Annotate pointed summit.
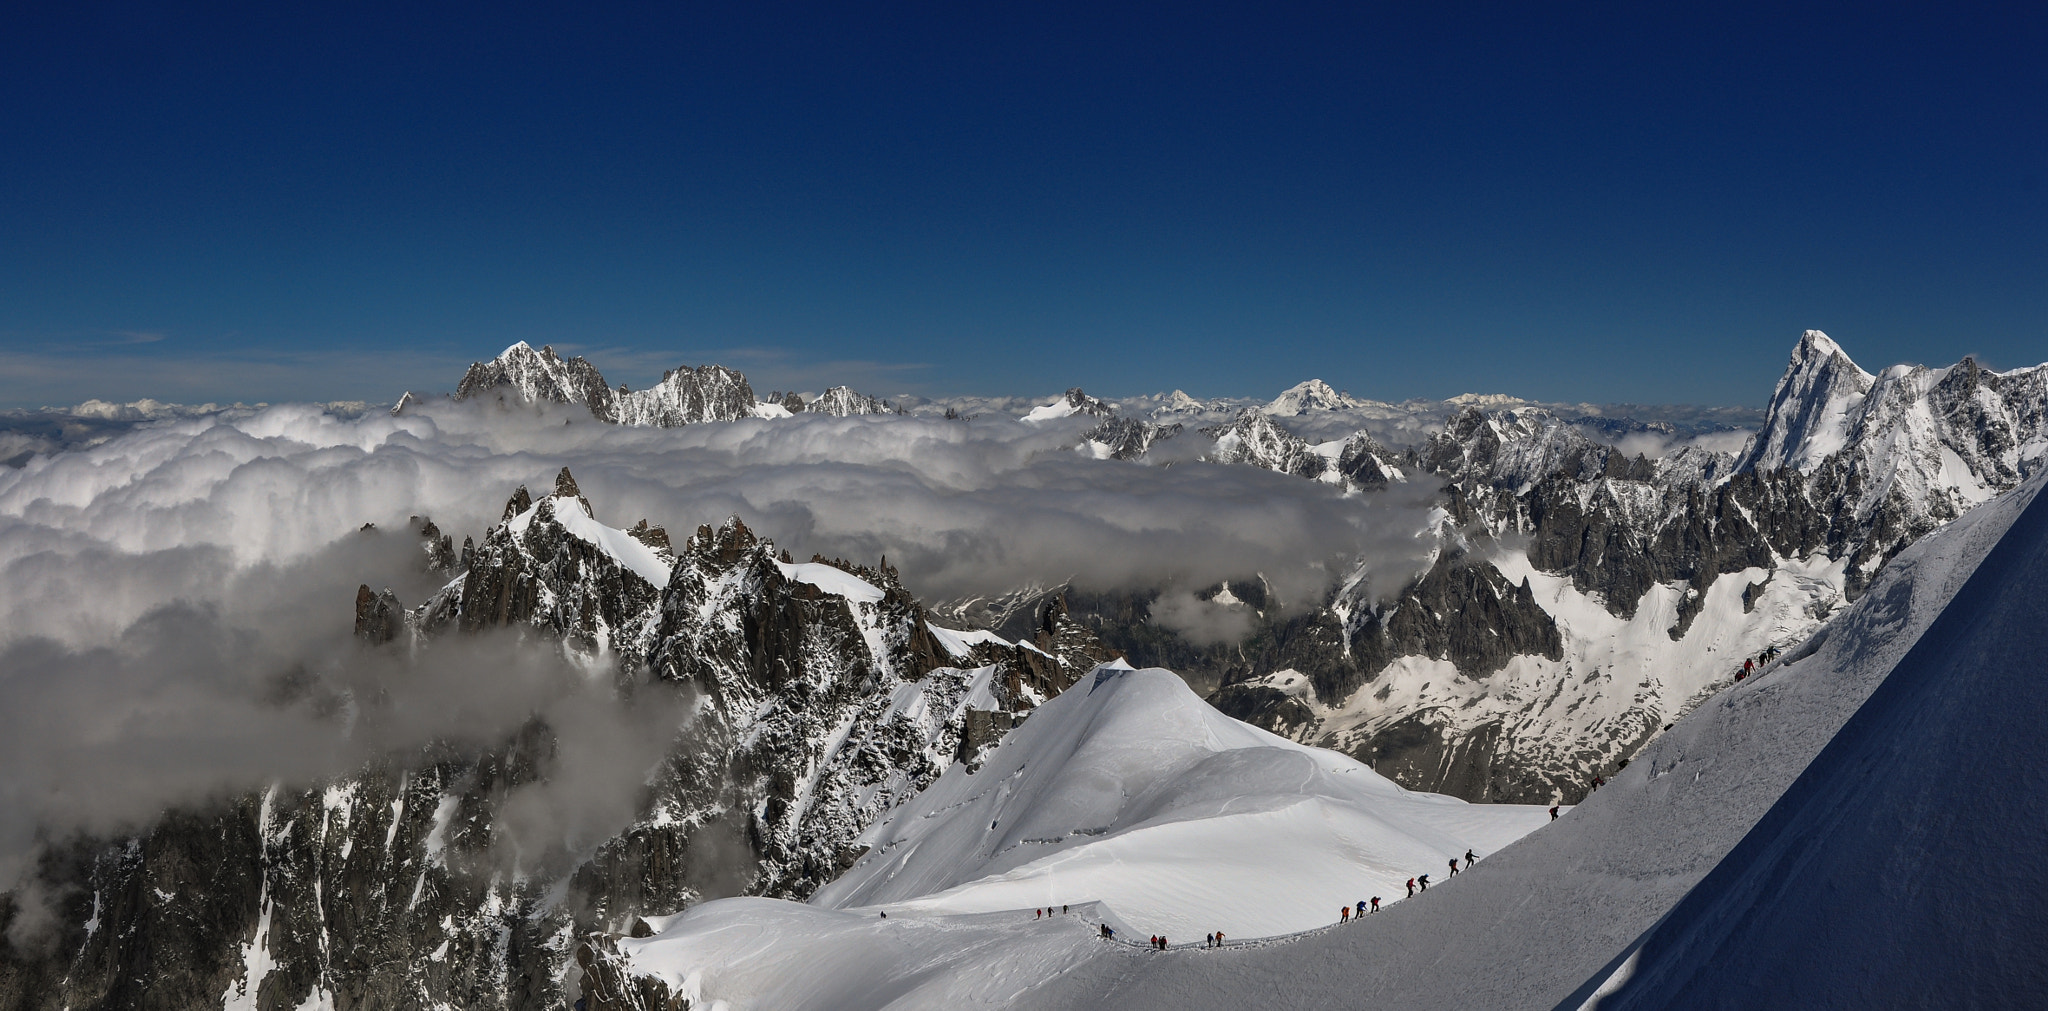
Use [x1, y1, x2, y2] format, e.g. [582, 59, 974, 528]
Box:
[1740, 329, 1876, 473]
[1264, 379, 1364, 416]
[1021, 388, 1113, 423]
[455, 343, 616, 420]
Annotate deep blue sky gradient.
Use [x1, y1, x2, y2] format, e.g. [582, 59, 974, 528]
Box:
[2, 2, 2044, 407]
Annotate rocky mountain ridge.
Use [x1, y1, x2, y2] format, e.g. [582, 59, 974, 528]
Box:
[1084, 332, 2048, 805]
[441, 333, 2046, 807]
[0, 469, 1117, 1011]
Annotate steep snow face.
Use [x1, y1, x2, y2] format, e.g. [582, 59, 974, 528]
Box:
[1576, 476, 2048, 1010]
[1740, 330, 2048, 521]
[811, 665, 1549, 938]
[1011, 473, 2048, 1011]
[774, 560, 886, 604]
[506, 492, 675, 589]
[1741, 330, 1877, 473]
[455, 342, 616, 419]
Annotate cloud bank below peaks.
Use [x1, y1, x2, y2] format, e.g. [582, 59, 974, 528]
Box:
[0, 397, 1443, 615]
[0, 398, 1444, 892]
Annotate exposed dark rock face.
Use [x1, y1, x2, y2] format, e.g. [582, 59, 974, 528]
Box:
[1352, 555, 1564, 694]
[454, 344, 756, 427]
[1058, 388, 1115, 418]
[353, 584, 402, 644]
[456, 343, 617, 421]
[1083, 416, 1183, 460]
[0, 473, 1113, 1011]
[1200, 409, 1330, 481]
[1073, 335, 2048, 807]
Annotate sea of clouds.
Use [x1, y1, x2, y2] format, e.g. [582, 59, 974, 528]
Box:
[0, 398, 1444, 913]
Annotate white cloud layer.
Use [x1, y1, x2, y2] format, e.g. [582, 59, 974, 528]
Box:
[0, 398, 1442, 892]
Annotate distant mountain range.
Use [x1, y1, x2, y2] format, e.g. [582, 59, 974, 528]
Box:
[3, 331, 2043, 1011]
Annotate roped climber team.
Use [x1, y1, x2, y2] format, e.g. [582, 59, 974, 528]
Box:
[1098, 826, 1597, 943]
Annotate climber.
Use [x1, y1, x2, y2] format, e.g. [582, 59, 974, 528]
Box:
[1550, 805, 1560, 820]
[1465, 848, 1476, 864]
[1370, 897, 1380, 913]
[1406, 878, 1416, 897]
[1341, 906, 1350, 923]
[1419, 874, 1430, 891]
[1356, 900, 1366, 917]
[1449, 858, 1459, 876]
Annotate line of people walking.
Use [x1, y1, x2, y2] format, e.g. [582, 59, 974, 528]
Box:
[1734, 644, 1782, 682]
[1098, 845, 1497, 951]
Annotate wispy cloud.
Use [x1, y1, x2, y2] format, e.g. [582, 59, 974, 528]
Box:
[0, 397, 1442, 902]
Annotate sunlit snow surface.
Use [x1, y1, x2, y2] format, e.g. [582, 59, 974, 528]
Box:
[615, 664, 1550, 1008]
[614, 473, 2048, 1011]
[506, 493, 674, 588]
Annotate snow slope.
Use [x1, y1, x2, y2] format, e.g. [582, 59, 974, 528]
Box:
[813, 663, 1549, 937]
[1572, 473, 2048, 1009]
[610, 665, 1551, 1009]
[506, 493, 674, 588]
[1020, 471, 2046, 1011]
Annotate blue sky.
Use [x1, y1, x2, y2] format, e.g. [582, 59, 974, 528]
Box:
[1, 2, 2043, 408]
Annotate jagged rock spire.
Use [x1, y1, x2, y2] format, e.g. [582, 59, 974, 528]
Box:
[501, 484, 533, 520]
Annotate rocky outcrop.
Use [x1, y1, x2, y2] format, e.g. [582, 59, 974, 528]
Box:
[454, 344, 756, 427]
[1083, 416, 1183, 460]
[1201, 409, 1328, 480]
[0, 473, 1115, 1011]
[456, 343, 617, 420]
[611, 365, 757, 427]
[797, 386, 901, 417]
[1067, 334, 2048, 807]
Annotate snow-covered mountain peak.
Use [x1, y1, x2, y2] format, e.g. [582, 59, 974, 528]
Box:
[1740, 329, 1877, 473]
[497, 468, 676, 589]
[803, 386, 900, 417]
[456, 342, 616, 419]
[1022, 388, 1114, 423]
[806, 666, 1547, 938]
[1264, 379, 1365, 416]
[613, 363, 758, 427]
